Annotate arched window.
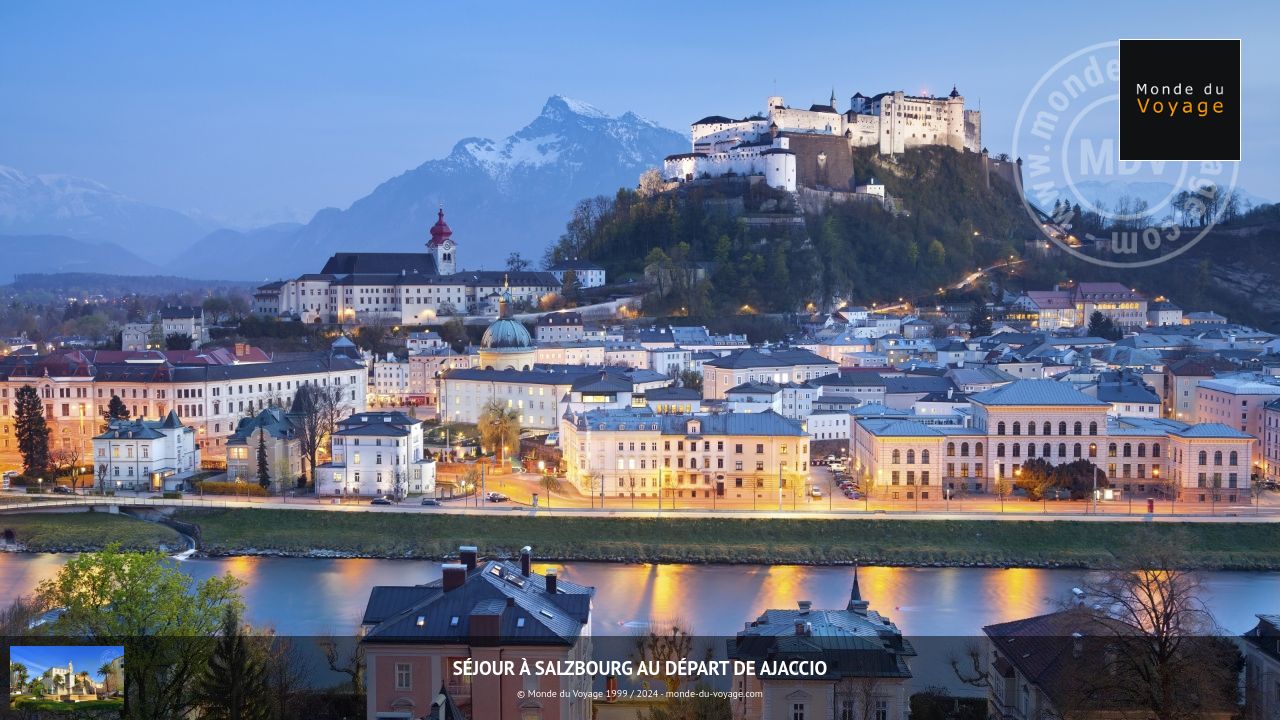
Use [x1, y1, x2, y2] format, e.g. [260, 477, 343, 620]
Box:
[1073, 421, 1083, 436]
[1109, 443, 1117, 458]
[1123, 443, 1132, 458]
[1028, 443, 1037, 457]
[1059, 443, 1068, 458]
[947, 442, 956, 457]
[961, 442, 970, 457]
[1058, 421, 1068, 436]
[1012, 422, 1021, 436]
[1213, 451, 1223, 466]
[997, 443, 1006, 458]
[922, 450, 930, 464]
[975, 442, 984, 456]
[892, 449, 901, 464]
[997, 422, 1006, 436]
[1230, 451, 1238, 466]
[1043, 442, 1051, 457]
[907, 450, 916, 464]
[1152, 444, 1161, 458]
[1198, 450, 1207, 465]
[1028, 422, 1036, 436]
[1073, 443, 1082, 458]
[1137, 444, 1146, 458]
[1088, 443, 1098, 458]
[1043, 421, 1052, 436]
[1012, 444, 1022, 458]
[1089, 422, 1098, 435]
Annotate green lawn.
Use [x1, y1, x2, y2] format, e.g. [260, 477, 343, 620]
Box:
[0, 512, 185, 552]
[11, 696, 124, 717]
[173, 508, 1280, 569]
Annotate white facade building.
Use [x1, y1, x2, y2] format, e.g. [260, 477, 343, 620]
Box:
[93, 411, 200, 491]
[315, 411, 435, 498]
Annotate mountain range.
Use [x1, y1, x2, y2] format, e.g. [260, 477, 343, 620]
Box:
[4, 99, 1273, 284]
[0, 96, 688, 282]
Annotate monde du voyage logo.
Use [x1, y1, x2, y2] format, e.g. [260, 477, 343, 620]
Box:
[1014, 39, 1241, 269]
[1120, 39, 1241, 162]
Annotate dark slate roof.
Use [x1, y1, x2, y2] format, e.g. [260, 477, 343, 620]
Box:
[362, 560, 593, 646]
[319, 252, 438, 276]
[1095, 382, 1159, 404]
[443, 366, 604, 385]
[1243, 615, 1280, 664]
[693, 115, 738, 125]
[704, 348, 835, 370]
[810, 371, 887, 388]
[159, 306, 202, 319]
[643, 386, 702, 401]
[970, 380, 1108, 407]
[883, 376, 957, 395]
[571, 372, 633, 394]
[335, 411, 420, 437]
[537, 312, 583, 326]
[227, 408, 298, 445]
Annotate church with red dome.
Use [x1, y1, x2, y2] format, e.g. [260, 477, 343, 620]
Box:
[253, 209, 559, 324]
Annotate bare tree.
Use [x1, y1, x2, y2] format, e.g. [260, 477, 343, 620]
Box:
[319, 635, 364, 701]
[293, 383, 348, 490]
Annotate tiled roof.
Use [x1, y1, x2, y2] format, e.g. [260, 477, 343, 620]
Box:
[970, 380, 1108, 407]
[569, 408, 806, 437]
[704, 348, 835, 370]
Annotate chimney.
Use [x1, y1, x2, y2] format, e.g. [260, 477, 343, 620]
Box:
[442, 563, 467, 592]
[797, 600, 812, 615]
[1071, 631, 1084, 659]
[520, 546, 532, 576]
[545, 568, 558, 594]
[459, 545, 478, 571]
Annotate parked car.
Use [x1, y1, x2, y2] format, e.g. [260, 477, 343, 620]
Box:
[485, 492, 509, 503]
[52, 485, 74, 494]
[370, 497, 394, 506]
[843, 489, 860, 500]
[420, 498, 441, 506]
[810, 487, 823, 498]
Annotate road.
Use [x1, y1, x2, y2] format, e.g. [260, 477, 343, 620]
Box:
[5, 474, 1277, 523]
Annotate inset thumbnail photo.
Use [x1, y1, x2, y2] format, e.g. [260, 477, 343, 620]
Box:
[7, 645, 123, 717]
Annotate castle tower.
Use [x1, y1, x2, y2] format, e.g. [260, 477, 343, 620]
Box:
[427, 208, 456, 275]
[945, 86, 966, 151]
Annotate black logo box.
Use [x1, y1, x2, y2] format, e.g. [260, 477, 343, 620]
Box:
[1119, 39, 1240, 162]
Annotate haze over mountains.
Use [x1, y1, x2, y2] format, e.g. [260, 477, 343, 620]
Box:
[2, 95, 1273, 284]
[0, 96, 687, 282]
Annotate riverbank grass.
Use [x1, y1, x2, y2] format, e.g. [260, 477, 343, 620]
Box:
[174, 508, 1280, 569]
[0, 512, 185, 552]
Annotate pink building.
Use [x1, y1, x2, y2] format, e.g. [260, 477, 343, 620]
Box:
[361, 546, 594, 720]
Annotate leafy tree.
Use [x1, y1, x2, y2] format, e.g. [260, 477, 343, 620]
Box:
[195, 606, 271, 720]
[10, 662, 28, 693]
[1014, 458, 1057, 500]
[967, 303, 992, 338]
[560, 269, 582, 302]
[36, 545, 243, 719]
[438, 317, 469, 352]
[103, 394, 131, 425]
[677, 369, 703, 393]
[165, 333, 194, 350]
[256, 429, 271, 489]
[1087, 311, 1122, 341]
[477, 399, 520, 465]
[14, 384, 50, 478]
[28, 678, 46, 698]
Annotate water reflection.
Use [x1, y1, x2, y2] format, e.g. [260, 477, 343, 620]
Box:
[1, 554, 1277, 637]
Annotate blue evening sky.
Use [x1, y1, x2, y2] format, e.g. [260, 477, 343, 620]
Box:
[1, 1, 1276, 225]
[9, 645, 123, 679]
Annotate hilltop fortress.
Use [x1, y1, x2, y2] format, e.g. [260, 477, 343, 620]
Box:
[664, 89, 982, 193]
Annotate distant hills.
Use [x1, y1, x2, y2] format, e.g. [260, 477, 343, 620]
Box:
[0, 96, 688, 283]
[0, 166, 218, 264]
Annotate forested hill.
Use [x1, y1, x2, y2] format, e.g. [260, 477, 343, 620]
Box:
[545, 147, 1036, 314]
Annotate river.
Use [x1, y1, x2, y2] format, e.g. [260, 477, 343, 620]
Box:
[3, 553, 1278, 637]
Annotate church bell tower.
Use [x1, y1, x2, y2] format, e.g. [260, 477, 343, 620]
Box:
[428, 207, 456, 275]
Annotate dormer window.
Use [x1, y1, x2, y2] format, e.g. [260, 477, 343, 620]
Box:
[686, 420, 701, 435]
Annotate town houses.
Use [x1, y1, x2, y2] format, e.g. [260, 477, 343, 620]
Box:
[0, 343, 366, 470]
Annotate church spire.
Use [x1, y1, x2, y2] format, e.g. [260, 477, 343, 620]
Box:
[847, 563, 870, 615]
[830, 88, 838, 109]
